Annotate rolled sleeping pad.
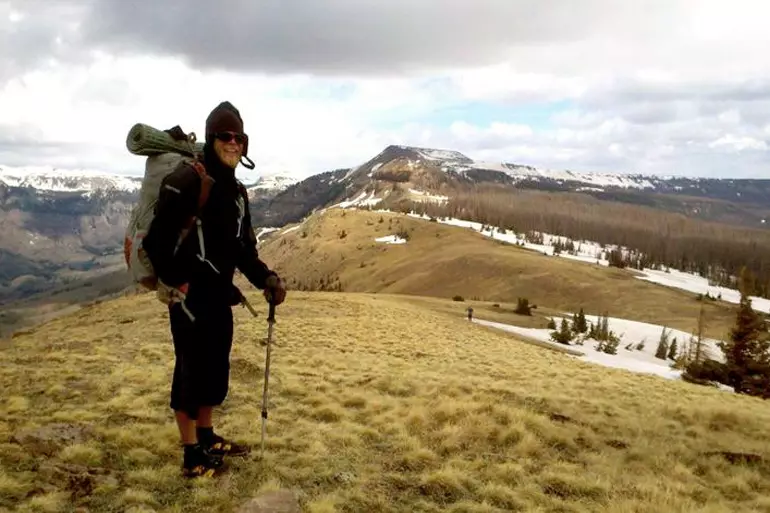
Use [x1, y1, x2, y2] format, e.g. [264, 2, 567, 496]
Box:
[126, 123, 205, 157]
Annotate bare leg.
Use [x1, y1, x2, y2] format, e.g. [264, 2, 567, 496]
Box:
[197, 406, 213, 429]
[175, 410, 197, 444]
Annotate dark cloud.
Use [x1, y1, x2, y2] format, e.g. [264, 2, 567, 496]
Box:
[51, 0, 674, 76]
[583, 78, 770, 106]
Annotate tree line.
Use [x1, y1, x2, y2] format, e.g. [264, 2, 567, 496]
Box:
[383, 186, 770, 298]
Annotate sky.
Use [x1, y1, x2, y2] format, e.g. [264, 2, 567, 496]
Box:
[1, 0, 769, 183]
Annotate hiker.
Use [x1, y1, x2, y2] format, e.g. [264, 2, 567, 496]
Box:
[467, 306, 473, 321]
[142, 101, 287, 478]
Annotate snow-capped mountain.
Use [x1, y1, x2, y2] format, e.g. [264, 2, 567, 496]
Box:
[0, 164, 299, 304]
[247, 173, 300, 193]
[251, 144, 770, 228]
[376, 145, 657, 189]
[361, 145, 661, 191]
[0, 166, 142, 194]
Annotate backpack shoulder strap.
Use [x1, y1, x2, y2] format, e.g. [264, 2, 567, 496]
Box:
[190, 160, 213, 211]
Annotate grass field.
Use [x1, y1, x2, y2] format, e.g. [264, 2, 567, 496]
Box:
[258, 208, 739, 342]
[2, 289, 770, 512]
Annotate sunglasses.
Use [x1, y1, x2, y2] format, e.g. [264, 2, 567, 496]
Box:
[214, 131, 247, 145]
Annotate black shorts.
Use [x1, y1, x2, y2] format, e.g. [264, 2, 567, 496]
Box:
[168, 302, 234, 419]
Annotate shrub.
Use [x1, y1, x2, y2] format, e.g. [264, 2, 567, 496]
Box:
[550, 319, 574, 345]
[514, 298, 533, 316]
[682, 359, 728, 387]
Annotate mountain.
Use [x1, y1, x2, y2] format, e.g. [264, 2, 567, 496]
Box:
[2, 142, 769, 305]
[246, 173, 300, 196]
[0, 165, 143, 195]
[254, 145, 770, 228]
[0, 166, 296, 305]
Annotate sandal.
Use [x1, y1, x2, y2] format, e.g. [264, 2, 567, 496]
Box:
[182, 443, 224, 478]
[206, 434, 251, 457]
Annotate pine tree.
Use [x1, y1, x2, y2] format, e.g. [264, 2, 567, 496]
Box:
[573, 308, 588, 333]
[693, 302, 707, 364]
[668, 337, 678, 360]
[600, 312, 610, 340]
[655, 327, 670, 360]
[717, 267, 770, 397]
[550, 319, 574, 345]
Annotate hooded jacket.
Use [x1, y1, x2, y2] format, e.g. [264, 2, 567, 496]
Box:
[142, 144, 274, 309]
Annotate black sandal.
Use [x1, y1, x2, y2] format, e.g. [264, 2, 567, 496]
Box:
[182, 443, 224, 478]
[207, 434, 251, 457]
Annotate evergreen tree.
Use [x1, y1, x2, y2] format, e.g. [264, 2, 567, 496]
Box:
[573, 308, 588, 334]
[551, 318, 574, 345]
[717, 267, 770, 397]
[600, 312, 610, 340]
[668, 337, 678, 360]
[693, 302, 707, 364]
[655, 327, 670, 360]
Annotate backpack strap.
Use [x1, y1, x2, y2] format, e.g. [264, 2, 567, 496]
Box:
[234, 180, 248, 239]
[191, 160, 213, 210]
[173, 160, 220, 276]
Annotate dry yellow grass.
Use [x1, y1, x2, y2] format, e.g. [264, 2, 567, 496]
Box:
[2, 290, 770, 512]
[259, 208, 738, 341]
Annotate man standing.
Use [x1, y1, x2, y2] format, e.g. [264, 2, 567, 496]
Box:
[143, 101, 286, 478]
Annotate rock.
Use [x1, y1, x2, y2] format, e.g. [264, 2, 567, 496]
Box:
[333, 471, 356, 484]
[235, 490, 301, 513]
[37, 462, 116, 501]
[10, 423, 94, 456]
[704, 451, 765, 466]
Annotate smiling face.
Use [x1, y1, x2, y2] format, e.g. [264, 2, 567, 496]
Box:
[212, 132, 244, 169]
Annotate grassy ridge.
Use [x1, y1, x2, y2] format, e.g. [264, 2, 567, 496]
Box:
[2, 290, 770, 512]
[259, 208, 738, 341]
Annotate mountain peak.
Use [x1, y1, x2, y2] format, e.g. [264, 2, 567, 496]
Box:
[377, 145, 474, 165]
[247, 173, 300, 192]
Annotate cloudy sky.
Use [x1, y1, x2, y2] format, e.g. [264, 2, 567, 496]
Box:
[1, 0, 769, 182]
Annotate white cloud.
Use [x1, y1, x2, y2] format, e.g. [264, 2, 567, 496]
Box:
[1, 0, 770, 179]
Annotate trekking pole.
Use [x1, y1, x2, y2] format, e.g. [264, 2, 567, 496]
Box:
[260, 300, 276, 458]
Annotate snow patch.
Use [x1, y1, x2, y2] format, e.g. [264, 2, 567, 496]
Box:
[476, 313, 724, 382]
[416, 148, 470, 162]
[335, 190, 383, 209]
[255, 227, 279, 242]
[636, 268, 770, 314]
[400, 210, 763, 306]
[375, 235, 407, 244]
[408, 188, 449, 204]
[406, 212, 611, 265]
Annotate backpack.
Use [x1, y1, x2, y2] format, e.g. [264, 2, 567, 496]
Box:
[124, 124, 213, 291]
[124, 123, 251, 294]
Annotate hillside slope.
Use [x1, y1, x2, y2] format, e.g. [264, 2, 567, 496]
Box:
[258, 208, 738, 340]
[2, 291, 770, 512]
